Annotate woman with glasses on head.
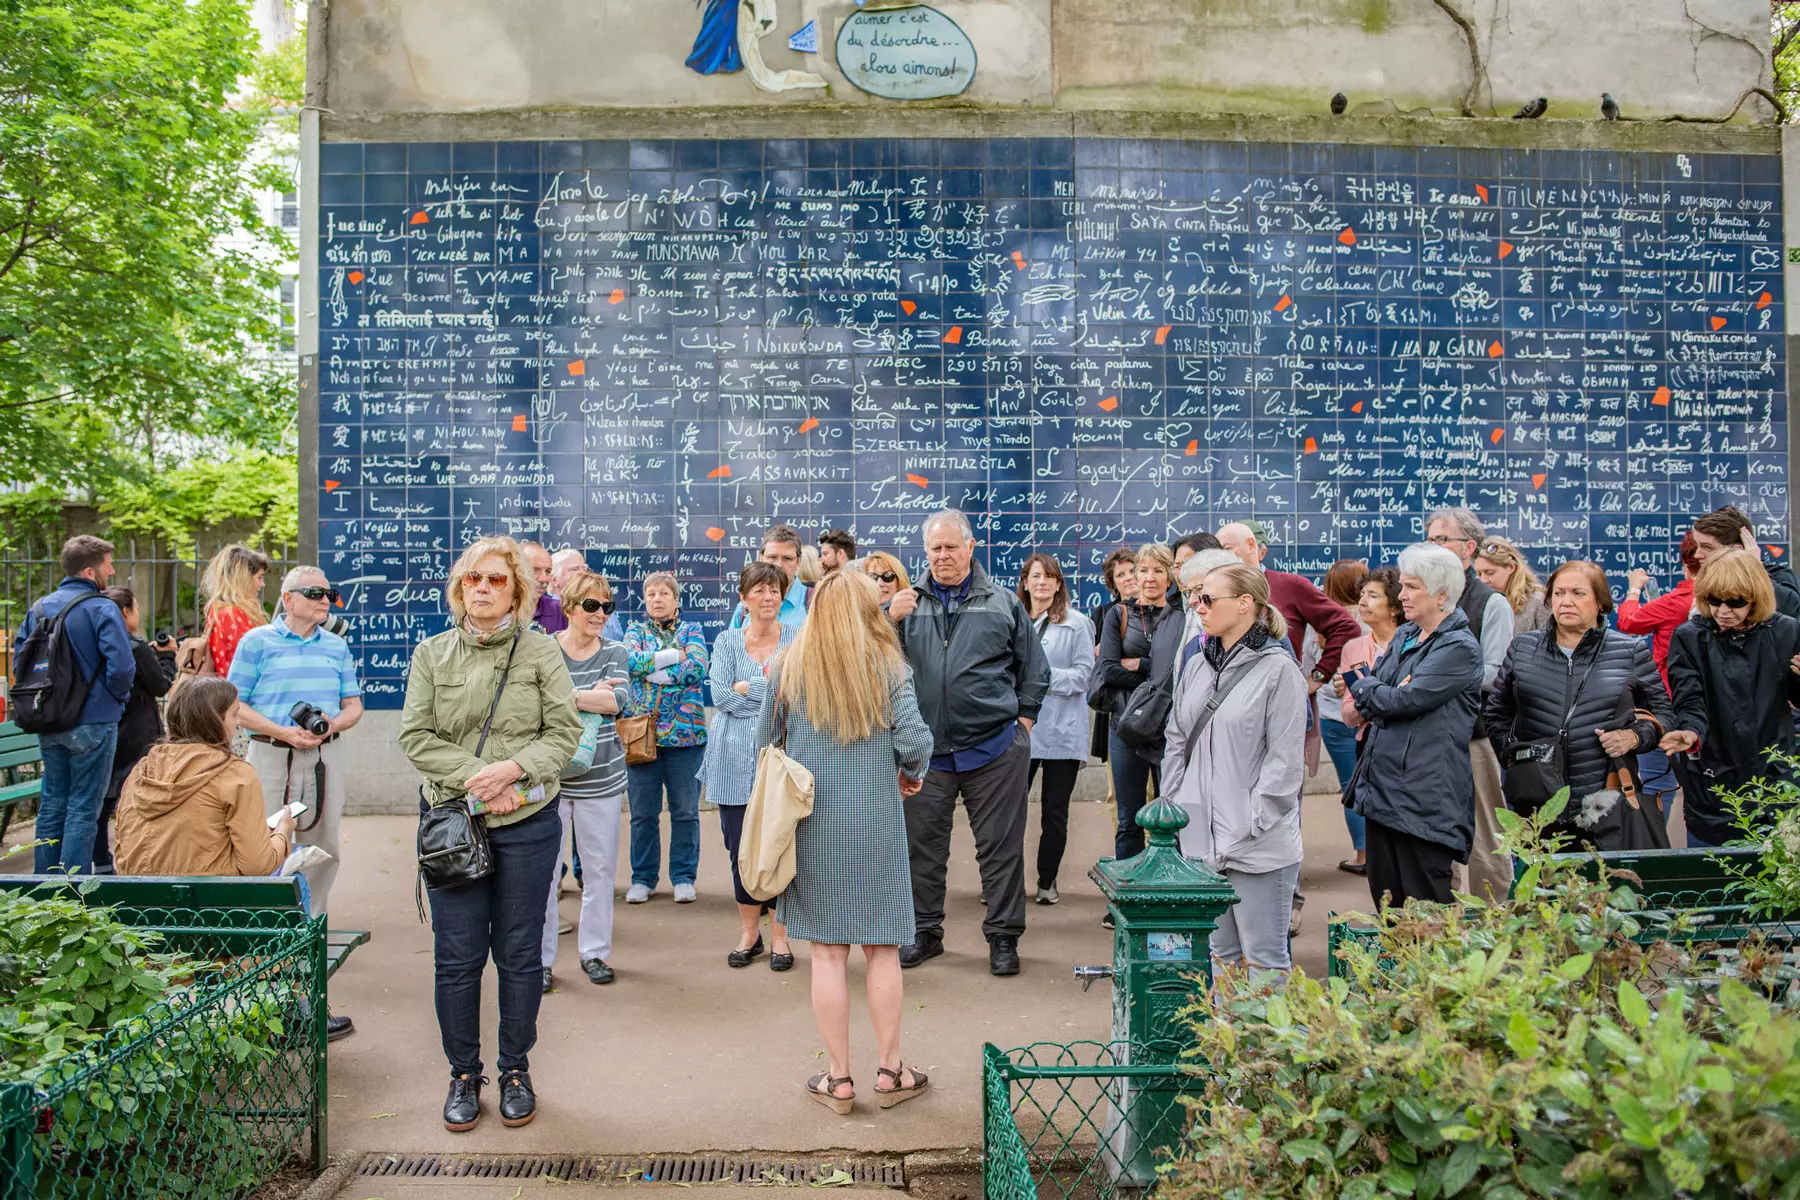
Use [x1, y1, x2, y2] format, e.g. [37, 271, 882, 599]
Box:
[1162, 563, 1307, 980]
[700, 562, 799, 971]
[621, 572, 710, 904]
[1015, 553, 1094, 906]
[1473, 537, 1549, 634]
[542, 572, 629, 990]
[399, 537, 583, 1133]
[1661, 550, 1800, 847]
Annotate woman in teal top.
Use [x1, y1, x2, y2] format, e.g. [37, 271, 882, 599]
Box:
[621, 572, 709, 904]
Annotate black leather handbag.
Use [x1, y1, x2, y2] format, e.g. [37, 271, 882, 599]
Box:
[417, 632, 521, 894]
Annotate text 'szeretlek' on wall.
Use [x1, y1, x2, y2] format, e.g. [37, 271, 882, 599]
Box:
[315, 138, 1785, 706]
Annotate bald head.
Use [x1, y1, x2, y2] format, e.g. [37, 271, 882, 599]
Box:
[1216, 523, 1265, 568]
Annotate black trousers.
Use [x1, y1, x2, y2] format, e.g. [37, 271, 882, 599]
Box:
[1028, 758, 1080, 890]
[1365, 819, 1456, 908]
[905, 733, 1031, 942]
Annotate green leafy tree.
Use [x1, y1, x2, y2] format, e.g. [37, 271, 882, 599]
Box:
[1776, 2, 1800, 121]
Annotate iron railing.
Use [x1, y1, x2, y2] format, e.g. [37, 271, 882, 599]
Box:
[0, 909, 327, 1200]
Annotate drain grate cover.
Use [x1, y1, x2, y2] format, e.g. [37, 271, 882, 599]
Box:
[359, 1151, 906, 1186]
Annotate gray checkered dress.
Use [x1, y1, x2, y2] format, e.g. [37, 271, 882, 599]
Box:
[757, 664, 934, 946]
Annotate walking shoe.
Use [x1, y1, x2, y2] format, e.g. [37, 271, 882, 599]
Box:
[541, 968, 554, 994]
[727, 936, 765, 968]
[498, 1069, 536, 1127]
[558, 917, 574, 934]
[625, 884, 651, 904]
[326, 1014, 355, 1041]
[1289, 905, 1303, 937]
[443, 1073, 485, 1132]
[898, 930, 944, 968]
[581, 957, 615, 985]
[673, 883, 697, 903]
[988, 935, 1021, 976]
[1035, 884, 1060, 906]
[1101, 911, 1115, 931]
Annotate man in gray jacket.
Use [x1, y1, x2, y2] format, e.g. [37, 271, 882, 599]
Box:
[892, 510, 1051, 977]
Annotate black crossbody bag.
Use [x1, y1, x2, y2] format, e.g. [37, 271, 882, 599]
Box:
[1502, 651, 1598, 812]
[417, 632, 522, 899]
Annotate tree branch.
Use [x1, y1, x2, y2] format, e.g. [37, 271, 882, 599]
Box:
[0, 197, 37, 282]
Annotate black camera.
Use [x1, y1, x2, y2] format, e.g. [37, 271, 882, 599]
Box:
[290, 701, 331, 736]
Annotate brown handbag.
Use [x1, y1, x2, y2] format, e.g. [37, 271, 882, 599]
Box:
[167, 622, 216, 703]
[615, 684, 662, 765]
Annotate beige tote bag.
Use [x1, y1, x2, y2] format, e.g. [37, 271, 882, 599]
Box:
[737, 700, 815, 902]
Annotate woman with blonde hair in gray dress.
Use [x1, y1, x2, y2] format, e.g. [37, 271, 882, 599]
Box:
[757, 569, 934, 1115]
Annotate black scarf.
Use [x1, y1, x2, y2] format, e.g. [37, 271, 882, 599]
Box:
[1203, 621, 1271, 672]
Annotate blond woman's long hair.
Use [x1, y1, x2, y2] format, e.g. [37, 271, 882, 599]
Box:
[776, 570, 904, 744]
[201, 544, 269, 625]
[445, 536, 535, 627]
[1474, 535, 1544, 616]
[1204, 563, 1288, 642]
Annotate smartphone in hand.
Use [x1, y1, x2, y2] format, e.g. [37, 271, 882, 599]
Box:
[266, 801, 307, 829]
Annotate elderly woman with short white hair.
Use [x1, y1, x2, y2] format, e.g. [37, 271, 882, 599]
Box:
[1338, 543, 1485, 908]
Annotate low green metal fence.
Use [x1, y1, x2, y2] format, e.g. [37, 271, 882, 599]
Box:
[983, 1041, 1206, 1199]
[1, 910, 326, 1200]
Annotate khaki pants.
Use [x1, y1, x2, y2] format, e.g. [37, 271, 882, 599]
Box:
[1454, 738, 1510, 901]
[247, 737, 347, 915]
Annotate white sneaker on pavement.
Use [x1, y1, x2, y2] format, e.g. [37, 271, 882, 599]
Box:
[673, 883, 697, 904]
[625, 884, 651, 904]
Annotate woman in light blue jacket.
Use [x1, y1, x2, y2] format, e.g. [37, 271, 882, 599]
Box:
[1017, 554, 1094, 906]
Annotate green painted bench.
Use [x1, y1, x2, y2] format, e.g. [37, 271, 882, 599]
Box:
[0, 721, 43, 843]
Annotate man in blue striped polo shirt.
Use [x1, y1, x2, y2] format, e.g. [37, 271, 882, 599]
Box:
[227, 566, 364, 1040]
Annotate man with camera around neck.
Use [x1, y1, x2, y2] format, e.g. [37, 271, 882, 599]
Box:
[227, 566, 364, 927]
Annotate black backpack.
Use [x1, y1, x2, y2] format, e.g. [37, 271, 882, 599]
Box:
[9, 593, 106, 733]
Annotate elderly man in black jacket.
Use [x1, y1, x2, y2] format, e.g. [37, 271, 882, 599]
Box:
[891, 509, 1050, 977]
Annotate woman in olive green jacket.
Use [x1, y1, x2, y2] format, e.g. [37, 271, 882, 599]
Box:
[400, 536, 581, 1135]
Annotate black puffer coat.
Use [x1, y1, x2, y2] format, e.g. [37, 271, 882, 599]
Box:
[1665, 612, 1800, 846]
[1485, 627, 1672, 833]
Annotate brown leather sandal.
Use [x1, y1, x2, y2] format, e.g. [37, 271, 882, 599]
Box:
[806, 1070, 855, 1115]
[874, 1063, 929, 1109]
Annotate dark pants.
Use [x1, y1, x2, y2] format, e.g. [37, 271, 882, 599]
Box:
[1107, 730, 1160, 860]
[1028, 758, 1079, 890]
[906, 732, 1031, 943]
[427, 801, 562, 1076]
[717, 803, 769, 909]
[1365, 819, 1456, 908]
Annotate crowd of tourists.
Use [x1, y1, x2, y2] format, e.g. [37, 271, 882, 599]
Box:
[15, 500, 1799, 1130]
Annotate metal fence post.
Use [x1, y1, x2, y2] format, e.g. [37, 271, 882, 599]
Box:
[312, 916, 329, 1172]
[0, 1081, 37, 1200]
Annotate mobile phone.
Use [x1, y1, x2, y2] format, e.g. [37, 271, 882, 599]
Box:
[1342, 665, 1370, 686]
[267, 801, 307, 829]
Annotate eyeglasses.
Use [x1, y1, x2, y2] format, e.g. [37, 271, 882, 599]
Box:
[574, 598, 614, 615]
[1195, 592, 1243, 609]
[462, 571, 511, 589]
[1428, 534, 1472, 547]
[870, 571, 898, 584]
[291, 586, 341, 604]
[1714, 596, 1751, 610]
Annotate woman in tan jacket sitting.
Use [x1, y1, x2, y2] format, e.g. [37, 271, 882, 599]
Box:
[115, 677, 297, 877]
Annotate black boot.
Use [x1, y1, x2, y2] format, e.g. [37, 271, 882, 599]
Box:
[443, 1073, 485, 1133]
[988, 934, 1021, 977]
[499, 1069, 537, 1127]
[326, 1013, 355, 1041]
[899, 930, 944, 969]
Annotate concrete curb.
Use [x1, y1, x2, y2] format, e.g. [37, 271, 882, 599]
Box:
[293, 1152, 365, 1200]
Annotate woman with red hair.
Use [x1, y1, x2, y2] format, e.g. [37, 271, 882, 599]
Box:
[1618, 531, 1702, 688]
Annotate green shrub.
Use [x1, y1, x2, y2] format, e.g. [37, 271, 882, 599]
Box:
[1164, 794, 1800, 1199]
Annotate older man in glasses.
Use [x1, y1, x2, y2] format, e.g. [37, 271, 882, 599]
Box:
[228, 567, 364, 927]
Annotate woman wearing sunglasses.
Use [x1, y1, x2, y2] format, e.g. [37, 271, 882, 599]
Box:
[399, 536, 582, 1133]
[542, 571, 629, 989]
[859, 551, 911, 610]
[1661, 549, 1800, 847]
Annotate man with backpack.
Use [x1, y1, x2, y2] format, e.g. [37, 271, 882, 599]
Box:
[11, 535, 136, 872]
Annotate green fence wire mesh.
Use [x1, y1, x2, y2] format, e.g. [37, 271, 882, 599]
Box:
[983, 1041, 1207, 1199]
[1, 910, 326, 1200]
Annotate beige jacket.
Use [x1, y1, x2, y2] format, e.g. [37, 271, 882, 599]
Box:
[115, 743, 286, 877]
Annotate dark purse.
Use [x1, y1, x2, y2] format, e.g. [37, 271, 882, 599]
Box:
[417, 632, 522, 894]
[1501, 652, 1598, 813]
[1114, 609, 1174, 747]
[1594, 692, 1671, 851]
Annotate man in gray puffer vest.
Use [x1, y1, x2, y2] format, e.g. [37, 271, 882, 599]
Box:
[890, 509, 1050, 977]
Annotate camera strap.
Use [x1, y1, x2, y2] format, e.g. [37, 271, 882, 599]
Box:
[280, 745, 329, 833]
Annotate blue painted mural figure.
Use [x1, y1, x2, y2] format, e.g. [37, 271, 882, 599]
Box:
[687, 0, 743, 75]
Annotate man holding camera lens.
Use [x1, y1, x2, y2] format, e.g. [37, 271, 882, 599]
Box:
[227, 567, 364, 929]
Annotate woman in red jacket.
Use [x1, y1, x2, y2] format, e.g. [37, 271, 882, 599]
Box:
[1618, 531, 1699, 688]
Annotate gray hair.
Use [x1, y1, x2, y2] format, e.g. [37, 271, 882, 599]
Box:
[922, 508, 974, 544]
[1178, 548, 1241, 586]
[280, 566, 327, 594]
[1426, 506, 1485, 543]
[1396, 543, 1467, 611]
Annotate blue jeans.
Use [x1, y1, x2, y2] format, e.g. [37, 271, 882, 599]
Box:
[35, 722, 118, 874]
[1319, 718, 1365, 852]
[1108, 730, 1160, 860]
[427, 801, 562, 1076]
[627, 744, 704, 889]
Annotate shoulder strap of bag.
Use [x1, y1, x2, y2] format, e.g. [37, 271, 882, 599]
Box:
[1557, 641, 1605, 735]
[474, 631, 523, 758]
[1180, 649, 1259, 748]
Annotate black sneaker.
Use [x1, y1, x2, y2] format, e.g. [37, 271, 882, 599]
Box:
[1101, 911, 1115, 931]
[541, 968, 554, 994]
[443, 1073, 485, 1133]
[898, 930, 944, 969]
[582, 957, 615, 985]
[988, 935, 1021, 977]
[499, 1069, 536, 1127]
[326, 1014, 355, 1041]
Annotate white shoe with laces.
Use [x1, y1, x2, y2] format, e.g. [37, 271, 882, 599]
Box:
[673, 883, 697, 904]
[1035, 885, 1060, 906]
[625, 884, 651, 904]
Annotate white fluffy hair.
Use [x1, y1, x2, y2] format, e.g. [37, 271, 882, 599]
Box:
[1179, 549, 1241, 585]
[1396, 543, 1466, 610]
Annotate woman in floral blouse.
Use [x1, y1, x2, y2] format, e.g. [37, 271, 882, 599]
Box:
[621, 571, 710, 905]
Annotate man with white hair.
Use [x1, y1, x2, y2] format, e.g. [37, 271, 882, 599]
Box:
[1424, 506, 1515, 900]
[227, 566, 364, 1041]
[891, 509, 1050, 977]
[520, 541, 565, 633]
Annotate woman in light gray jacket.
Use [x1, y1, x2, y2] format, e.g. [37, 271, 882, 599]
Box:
[1017, 554, 1094, 906]
[1161, 562, 1307, 979]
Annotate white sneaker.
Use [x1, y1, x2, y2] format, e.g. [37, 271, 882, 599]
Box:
[625, 884, 651, 904]
[1035, 885, 1060, 906]
[673, 883, 697, 904]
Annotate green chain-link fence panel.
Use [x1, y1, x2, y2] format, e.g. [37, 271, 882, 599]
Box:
[983, 1041, 1207, 1199]
[1, 910, 326, 1200]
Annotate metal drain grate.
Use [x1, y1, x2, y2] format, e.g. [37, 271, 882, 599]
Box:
[358, 1152, 906, 1186]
